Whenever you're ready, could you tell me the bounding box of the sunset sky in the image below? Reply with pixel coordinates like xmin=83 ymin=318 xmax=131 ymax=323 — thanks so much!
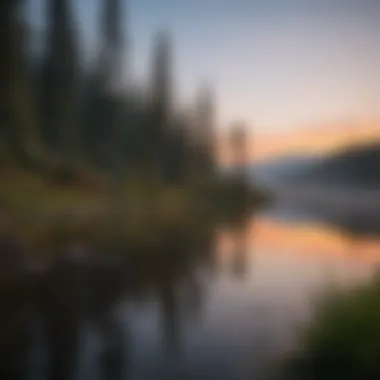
xmin=27 ymin=0 xmax=380 ymax=160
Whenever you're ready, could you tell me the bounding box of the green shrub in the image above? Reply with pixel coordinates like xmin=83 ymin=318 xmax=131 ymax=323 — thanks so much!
xmin=279 ymin=272 xmax=380 ymax=380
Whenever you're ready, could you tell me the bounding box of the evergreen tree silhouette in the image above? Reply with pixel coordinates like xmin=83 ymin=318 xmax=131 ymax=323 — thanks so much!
xmin=40 ymin=0 xmax=80 ymax=164
xmin=146 ymin=30 xmax=173 ymax=180
xmin=194 ymin=84 xmax=216 ymax=177
xmin=86 ymin=0 xmax=125 ymax=177
xmin=1 ymin=0 xmax=42 ymax=165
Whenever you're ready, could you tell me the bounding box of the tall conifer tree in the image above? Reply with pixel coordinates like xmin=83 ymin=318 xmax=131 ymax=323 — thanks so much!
xmin=0 ymin=0 xmax=41 ymax=164
xmin=147 ymin=30 xmax=173 ymax=178
xmin=40 ymin=0 xmax=80 ymax=163
xmin=194 ymin=84 xmax=216 ymax=176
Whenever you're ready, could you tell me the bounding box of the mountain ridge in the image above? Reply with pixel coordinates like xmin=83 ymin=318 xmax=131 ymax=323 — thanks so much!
xmin=253 ymin=141 xmax=380 ymax=187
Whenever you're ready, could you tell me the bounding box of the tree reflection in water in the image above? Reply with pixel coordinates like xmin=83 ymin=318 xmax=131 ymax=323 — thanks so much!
xmin=0 ymin=223 xmax=221 ymax=380
xmin=230 ymin=222 xmax=250 ymax=280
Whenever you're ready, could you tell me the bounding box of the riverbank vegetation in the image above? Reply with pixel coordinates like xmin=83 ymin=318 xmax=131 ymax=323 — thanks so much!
xmin=276 ymin=272 xmax=380 ymax=380
xmin=1 ymin=1 xmax=266 ymax=263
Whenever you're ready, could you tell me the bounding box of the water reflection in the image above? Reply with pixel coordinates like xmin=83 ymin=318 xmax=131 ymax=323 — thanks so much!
xmin=272 ymin=200 xmax=380 ymax=239
xmin=2 ymin=208 xmax=380 ymax=380
xmin=230 ymin=224 xmax=249 ymax=280
xmin=0 ymin=225 xmax=217 ymax=380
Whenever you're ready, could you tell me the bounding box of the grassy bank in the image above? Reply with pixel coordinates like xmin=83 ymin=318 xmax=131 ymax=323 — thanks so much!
xmin=0 ymin=167 xmax=267 ymax=262
xmin=277 ymin=272 xmax=380 ymax=380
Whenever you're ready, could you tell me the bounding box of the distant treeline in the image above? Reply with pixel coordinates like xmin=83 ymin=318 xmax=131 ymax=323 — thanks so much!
xmin=1 ymin=0 xmax=218 ymax=184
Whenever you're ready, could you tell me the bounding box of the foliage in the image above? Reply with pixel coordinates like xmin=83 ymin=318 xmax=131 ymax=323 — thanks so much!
xmin=278 ymin=272 xmax=380 ymax=380
xmin=0 ymin=166 xmax=266 ymax=264
xmin=1 ymin=0 xmax=225 ymax=183
xmin=0 ymin=0 xmax=264 ymax=242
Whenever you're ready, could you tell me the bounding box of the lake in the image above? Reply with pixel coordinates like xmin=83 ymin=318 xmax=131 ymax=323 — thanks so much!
xmin=2 ymin=203 xmax=380 ymax=380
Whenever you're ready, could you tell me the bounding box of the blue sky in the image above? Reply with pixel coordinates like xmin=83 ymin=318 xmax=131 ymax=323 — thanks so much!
xmin=27 ymin=0 xmax=380 ymax=133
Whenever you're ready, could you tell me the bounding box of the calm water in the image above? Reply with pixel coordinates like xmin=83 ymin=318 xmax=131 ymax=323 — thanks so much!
xmin=2 ymin=206 xmax=380 ymax=380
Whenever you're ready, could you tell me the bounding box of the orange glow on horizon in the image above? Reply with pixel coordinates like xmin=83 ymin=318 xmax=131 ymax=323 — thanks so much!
xmin=216 ymin=117 xmax=380 ymax=164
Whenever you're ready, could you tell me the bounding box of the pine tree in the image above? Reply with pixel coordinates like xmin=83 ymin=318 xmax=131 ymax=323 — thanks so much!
xmin=103 ymin=0 xmax=125 ymax=179
xmin=229 ymin=121 xmax=248 ymax=174
xmin=228 ymin=121 xmax=250 ymax=210
xmin=40 ymin=0 xmax=80 ymax=163
xmin=146 ymin=30 xmax=173 ymax=179
xmin=81 ymin=68 xmax=105 ymax=167
xmin=151 ymin=30 xmax=172 ymax=122
xmin=99 ymin=0 xmax=123 ymax=83
xmin=0 ymin=0 xmax=42 ymax=166
xmin=193 ymin=84 xmax=216 ymax=176
xmin=85 ymin=0 xmax=125 ymax=178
